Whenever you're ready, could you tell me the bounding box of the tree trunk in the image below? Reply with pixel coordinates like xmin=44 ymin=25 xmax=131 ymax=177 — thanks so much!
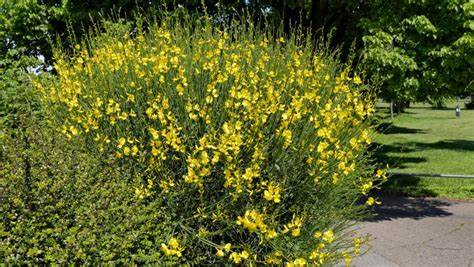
xmin=390 ymin=102 xmax=394 ymax=120
xmin=393 ymin=101 xmax=405 ymax=114
xmin=311 ymin=0 xmax=329 ymax=32
xmin=281 ymin=3 xmax=306 ymax=34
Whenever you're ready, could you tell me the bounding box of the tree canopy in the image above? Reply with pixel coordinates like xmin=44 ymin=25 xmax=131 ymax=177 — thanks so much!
xmin=359 ymin=0 xmax=473 ymax=105
xmin=1 ymin=0 xmax=473 ymax=105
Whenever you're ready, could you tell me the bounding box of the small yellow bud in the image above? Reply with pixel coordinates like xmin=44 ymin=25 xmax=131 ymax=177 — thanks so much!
xmin=323 ymin=230 xmax=334 ymax=243
xmin=123 ymin=146 xmax=130 ymax=156
xmin=168 ymin=237 xmax=179 ymax=249
xmin=292 ymin=228 xmax=301 ymax=237
xmin=216 ymin=249 xmax=224 ymax=257
xmin=353 ymin=75 xmax=362 ymax=85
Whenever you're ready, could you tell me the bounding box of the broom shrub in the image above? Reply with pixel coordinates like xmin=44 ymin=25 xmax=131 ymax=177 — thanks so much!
xmin=1 ymin=11 xmax=386 ymax=265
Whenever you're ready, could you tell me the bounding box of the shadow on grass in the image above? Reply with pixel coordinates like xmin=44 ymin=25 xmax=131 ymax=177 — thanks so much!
xmin=381 ymin=174 xmax=438 ymax=198
xmin=408 ymin=106 xmax=454 ymax=110
xmin=365 ymin=195 xmax=453 ymax=222
xmin=376 ymin=122 xmax=426 ymax=135
xmin=413 ymin=140 xmax=474 ymax=152
xmin=371 ymin=139 xmax=474 ymax=171
xmin=371 ymin=143 xmax=427 ymax=169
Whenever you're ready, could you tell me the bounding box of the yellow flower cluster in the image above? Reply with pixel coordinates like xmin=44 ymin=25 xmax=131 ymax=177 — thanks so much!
xmin=283 ymin=215 xmax=303 ymax=237
xmin=215 ymin=243 xmax=232 ymax=258
xmin=134 ymin=178 xmax=153 ymax=199
xmin=262 ymin=182 xmax=281 ymax=203
xmin=161 ymin=237 xmax=184 ymax=257
xmin=229 ymin=250 xmax=251 ymax=264
xmin=236 ymin=209 xmax=277 ymax=240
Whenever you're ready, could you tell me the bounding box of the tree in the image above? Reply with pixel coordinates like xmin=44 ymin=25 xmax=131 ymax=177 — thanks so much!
xmin=359 ymin=0 xmax=473 ymax=110
xmin=246 ymin=0 xmax=362 ymax=60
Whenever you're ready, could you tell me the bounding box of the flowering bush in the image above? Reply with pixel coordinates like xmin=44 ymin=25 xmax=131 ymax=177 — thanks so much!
xmin=25 ymin=13 xmax=384 ymax=264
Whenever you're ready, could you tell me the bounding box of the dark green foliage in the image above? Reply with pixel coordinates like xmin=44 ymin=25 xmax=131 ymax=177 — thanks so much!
xmin=0 ymin=0 xmax=58 ymax=65
xmin=359 ymin=0 xmax=473 ymax=104
xmin=0 ymin=119 xmax=175 ymax=264
xmin=0 ymin=57 xmax=42 ymax=130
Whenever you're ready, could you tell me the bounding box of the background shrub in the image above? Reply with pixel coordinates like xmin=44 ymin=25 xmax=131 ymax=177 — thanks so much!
xmin=0 ymin=117 xmax=178 ymax=264
xmin=2 ymin=12 xmax=385 ymax=265
xmin=0 ymin=55 xmax=43 ymax=131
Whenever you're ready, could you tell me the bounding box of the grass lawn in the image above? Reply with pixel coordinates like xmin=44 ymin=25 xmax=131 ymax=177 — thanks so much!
xmin=374 ymin=100 xmax=474 ymax=199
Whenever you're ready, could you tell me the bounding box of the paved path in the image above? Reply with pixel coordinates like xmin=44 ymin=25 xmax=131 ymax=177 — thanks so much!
xmin=352 ymin=197 xmax=474 ymax=267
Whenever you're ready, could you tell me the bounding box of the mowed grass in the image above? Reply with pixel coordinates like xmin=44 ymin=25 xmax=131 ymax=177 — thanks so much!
xmin=374 ymin=101 xmax=474 ymax=199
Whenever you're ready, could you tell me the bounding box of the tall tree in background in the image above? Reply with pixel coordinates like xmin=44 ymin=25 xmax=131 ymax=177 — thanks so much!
xmin=246 ymin=0 xmax=362 ymax=61
xmin=1 ymin=0 xmax=248 ymax=65
xmin=359 ymin=0 xmax=473 ymax=110
xmin=0 ymin=0 xmax=152 ymax=67
xmin=1 ymin=0 xmax=57 ymax=126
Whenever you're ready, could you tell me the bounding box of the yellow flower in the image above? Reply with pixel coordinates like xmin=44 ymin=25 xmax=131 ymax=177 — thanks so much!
xmin=263 ymin=183 xmax=281 ymax=203
xmin=236 ymin=209 xmax=268 ymax=234
xmin=147 ymin=179 xmax=153 ymax=189
xmin=376 ymin=169 xmax=388 ymax=181
xmin=292 ymin=228 xmax=301 ymax=237
xmin=131 ymin=145 xmax=139 ymax=156
xmin=284 ymin=215 xmax=302 ymax=237
xmin=332 ymin=173 xmax=339 ymax=184
xmin=282 ymin=129 xmax=292 ymax=148
xmin=343 ymin=253 xmax=352 ymax=267
xmin=117 ymin=137 xmax=126 ymax=148
xmin=216 ymin=249 xmax=224 ymax=257
xmin=151 ymin=147 xmax=159 ymax=156
xmin=350 ymin=137 xmax=358 ymax=148
xmin=229 ymin=252 xmax=241 ymax=263
xmin=338 ymin=161 xmax=346 ymax=171
xmin=376 ymin=169 xmax=384 ymax=177
xmin=354 ymin=237 xmax=363 ymax=255
xmin=266 ymin=251 xmax=283 ymax=264
xmin=168 ymin=237 xmax=179 ymax=249
xmin=201 ymin=151 xmax=209 ymax=164
xmin=161 ymin=237 xmax=183 ymax=257
xmin=287 ymin=258 xmax=306 ymax=267
xmin=322 ymin=230 xmax=334 ymax=243
xmin=240 ymin=250 xmax=249 ymax=259
xmin=69 ymin=125 xmax=79 ymax=136
xmin=266 ymin=229 xmax=278 ymax=239
xmin=353 ymin=75 xmax=362 ymax=85
xmin=317 ymin=141 xmax=328 ymax=153
xmin=366 ymin=197 xmax=381 ymax=206
xmin=361 ymin=181 xmax=373 ymax=195
xmin=123 ymin=146 xmax=130 ymax=156
xmin=161 ymin=244 xmax=171 ymax=256
xmin=126 ymin=93 xmax=135 ymax=102
xmin=361 ymin=129 xmax=371 ymax=144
